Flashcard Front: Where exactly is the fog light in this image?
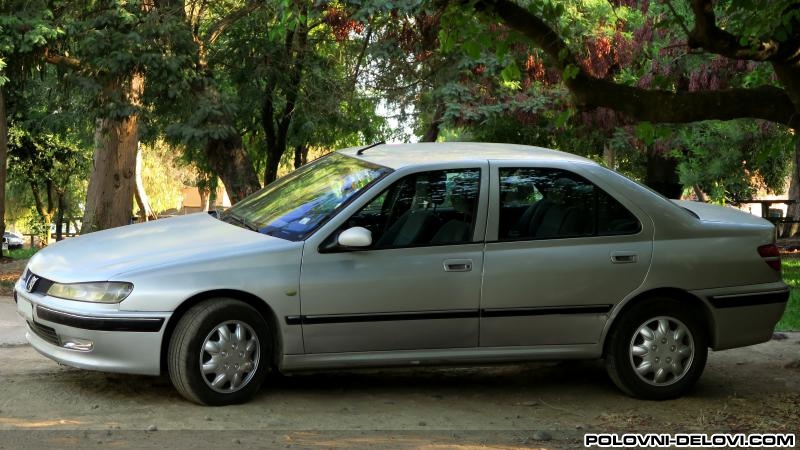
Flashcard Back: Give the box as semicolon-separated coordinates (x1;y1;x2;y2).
62;337;93;352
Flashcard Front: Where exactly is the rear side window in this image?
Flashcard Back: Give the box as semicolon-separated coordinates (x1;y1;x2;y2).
498;167;640;240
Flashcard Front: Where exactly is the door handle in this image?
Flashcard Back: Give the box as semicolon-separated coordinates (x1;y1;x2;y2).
443;259;473;272
611;251;638;264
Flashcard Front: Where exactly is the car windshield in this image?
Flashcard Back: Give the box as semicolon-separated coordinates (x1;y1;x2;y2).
222;153;391;241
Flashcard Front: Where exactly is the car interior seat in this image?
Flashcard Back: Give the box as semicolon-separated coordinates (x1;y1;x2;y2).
376;172;447;247
430;175;477;244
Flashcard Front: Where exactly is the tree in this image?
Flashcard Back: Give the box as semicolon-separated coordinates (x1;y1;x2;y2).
450;0;799;127
430;0;794;199
0;86;6;257
0;0;62;253
164;0;263;203
421;0;798;205
7;127;88;244
209;1;389;185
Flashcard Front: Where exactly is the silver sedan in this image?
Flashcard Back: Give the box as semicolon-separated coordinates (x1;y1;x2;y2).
14;143;788;405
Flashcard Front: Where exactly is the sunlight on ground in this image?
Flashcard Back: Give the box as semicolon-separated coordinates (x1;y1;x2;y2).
0;417;84;428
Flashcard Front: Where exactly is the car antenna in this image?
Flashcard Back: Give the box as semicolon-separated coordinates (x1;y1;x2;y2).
356;141;385;156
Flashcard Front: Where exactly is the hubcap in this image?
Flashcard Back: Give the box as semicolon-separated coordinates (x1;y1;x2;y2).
200;321;260;393
629;316;694;386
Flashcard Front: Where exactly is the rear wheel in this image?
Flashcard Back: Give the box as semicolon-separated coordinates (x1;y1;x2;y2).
605;297;708;400
168;299;272;405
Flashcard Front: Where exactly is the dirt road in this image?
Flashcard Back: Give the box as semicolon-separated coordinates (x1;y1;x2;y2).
0;296;798;449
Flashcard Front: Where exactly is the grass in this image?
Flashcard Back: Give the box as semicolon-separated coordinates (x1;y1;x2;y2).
3;247;38;260
777;257;800;331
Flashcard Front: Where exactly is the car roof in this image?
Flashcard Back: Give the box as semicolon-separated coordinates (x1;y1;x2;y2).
337;142;596;170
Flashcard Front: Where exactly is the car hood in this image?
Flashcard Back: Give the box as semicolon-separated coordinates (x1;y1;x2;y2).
27;214;290;282
672;200;773;227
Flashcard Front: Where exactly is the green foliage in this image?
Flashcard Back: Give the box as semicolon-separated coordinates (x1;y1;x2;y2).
187;1;388;173
717;0;800;43
24;213;49;240
0;1;62;83
138;139;198;214
426;0;796;197
673;121;793;203
6;125;90;206
5;247;37;260
58;1;197;121
2;0;799;229
778;257;800;331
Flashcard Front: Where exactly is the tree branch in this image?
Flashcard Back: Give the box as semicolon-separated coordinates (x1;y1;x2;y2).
687;0;799;65
471;0;800;128
43;48;81;69
204;1;261;46
474;0;574;70
664;0;691;37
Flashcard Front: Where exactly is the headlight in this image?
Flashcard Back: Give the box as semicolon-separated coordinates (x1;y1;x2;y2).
47;282;133;303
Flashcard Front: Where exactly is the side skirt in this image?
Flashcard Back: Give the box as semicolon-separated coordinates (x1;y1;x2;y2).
279;344;602;372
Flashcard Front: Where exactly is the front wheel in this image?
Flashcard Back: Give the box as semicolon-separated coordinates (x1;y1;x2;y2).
605;297;708;400
168;299;272;405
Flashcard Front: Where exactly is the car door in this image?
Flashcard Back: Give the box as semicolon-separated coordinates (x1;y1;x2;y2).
297;164;489;354
480;163;654;347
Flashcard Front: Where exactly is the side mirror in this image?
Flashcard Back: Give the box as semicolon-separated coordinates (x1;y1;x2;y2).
337;226;372;248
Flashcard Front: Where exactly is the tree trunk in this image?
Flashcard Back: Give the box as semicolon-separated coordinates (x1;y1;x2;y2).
293;144;308;169
264;143;283;185
645;150;683;199
82;74;143;233
204;134;261;203
421;102;446;143
199;187;210;212
693;186;707;203
209;184;218;210
262;11;309;185
783;137;800;238
55;193;65;241
602;143;616;170
69;217;80;235
28;178;54;246
0;87;7;258
134;142;157;221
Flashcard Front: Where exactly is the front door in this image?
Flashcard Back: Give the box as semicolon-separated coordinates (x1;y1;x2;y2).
299;165;488;353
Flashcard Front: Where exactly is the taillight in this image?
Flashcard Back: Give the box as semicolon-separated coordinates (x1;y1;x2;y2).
757;244;781;271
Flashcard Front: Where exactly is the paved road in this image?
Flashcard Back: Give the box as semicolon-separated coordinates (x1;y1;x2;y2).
0;296;798;449
0;296;26;347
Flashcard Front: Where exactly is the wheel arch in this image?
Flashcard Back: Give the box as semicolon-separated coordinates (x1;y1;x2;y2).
602;287;716;354
159;289;282;375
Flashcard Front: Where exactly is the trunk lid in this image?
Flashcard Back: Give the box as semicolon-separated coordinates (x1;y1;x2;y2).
671;200;775;228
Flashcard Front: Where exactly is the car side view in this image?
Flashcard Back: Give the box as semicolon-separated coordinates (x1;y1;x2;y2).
14;143;789;405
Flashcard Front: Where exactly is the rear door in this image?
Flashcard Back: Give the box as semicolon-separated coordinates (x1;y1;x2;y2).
480;162;654;347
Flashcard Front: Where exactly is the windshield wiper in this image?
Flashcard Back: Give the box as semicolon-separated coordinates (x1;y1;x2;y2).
222;212;257;231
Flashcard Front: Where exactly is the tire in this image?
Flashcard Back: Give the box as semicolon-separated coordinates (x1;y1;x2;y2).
168;299;272;405
604;297;708;400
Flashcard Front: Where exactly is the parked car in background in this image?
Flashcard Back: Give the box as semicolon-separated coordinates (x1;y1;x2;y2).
15;143;788;405
3;232;24;250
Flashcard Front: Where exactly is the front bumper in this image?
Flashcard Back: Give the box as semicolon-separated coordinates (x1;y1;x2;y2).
14;282;170;376
692;282;789;350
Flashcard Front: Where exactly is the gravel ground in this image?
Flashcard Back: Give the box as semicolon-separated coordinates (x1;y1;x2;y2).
0;296;798;449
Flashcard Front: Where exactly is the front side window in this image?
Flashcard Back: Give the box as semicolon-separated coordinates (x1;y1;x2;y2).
498;167;640;240
223;153;391;241
335;168;482;249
